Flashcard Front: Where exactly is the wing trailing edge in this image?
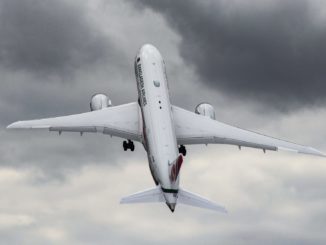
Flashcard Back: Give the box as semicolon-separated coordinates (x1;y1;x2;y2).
120;186;164;204
7;102;142;142
178;188;227;213
172;105;325;157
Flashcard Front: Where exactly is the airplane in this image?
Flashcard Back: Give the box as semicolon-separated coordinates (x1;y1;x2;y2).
7;44;325;213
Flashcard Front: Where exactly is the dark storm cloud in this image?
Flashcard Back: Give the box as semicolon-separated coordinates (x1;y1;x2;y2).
132;0;326;109
0;0;138;179
0;0;109;74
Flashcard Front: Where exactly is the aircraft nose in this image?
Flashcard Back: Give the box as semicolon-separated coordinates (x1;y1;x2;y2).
140;43;157;51
139;43;161;59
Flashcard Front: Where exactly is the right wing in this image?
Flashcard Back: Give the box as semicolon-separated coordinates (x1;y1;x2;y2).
7;102;142;142
172;105;325;157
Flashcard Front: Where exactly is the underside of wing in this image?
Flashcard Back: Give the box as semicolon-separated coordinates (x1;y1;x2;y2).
7;102;142;142
120;186;164;204
172;105;325;157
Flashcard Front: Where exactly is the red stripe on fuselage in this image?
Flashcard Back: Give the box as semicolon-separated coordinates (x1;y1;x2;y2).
170;155;183;182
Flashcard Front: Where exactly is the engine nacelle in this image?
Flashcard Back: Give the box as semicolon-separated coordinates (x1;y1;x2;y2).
195;103;216;120
90;93;112;111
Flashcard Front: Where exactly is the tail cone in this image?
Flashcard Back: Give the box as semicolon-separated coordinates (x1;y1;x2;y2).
166;203;176;212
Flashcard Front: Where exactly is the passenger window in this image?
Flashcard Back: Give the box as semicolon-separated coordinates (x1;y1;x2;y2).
153;80;160;87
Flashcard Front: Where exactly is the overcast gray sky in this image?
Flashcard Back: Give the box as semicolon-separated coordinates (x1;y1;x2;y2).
0;0;326;244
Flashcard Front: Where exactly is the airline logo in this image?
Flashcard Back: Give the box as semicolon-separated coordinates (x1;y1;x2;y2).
170;155;183;182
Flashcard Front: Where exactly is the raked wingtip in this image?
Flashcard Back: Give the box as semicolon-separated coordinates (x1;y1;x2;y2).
6;121;21;129
318;152;326;158
213;205;228;214
308;147;326;157
221;207;228;214
6;123;16;129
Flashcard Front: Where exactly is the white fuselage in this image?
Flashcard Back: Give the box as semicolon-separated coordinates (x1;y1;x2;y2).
135;44;179;206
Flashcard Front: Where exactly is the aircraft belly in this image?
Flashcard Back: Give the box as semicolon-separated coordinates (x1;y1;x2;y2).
140;55;179;189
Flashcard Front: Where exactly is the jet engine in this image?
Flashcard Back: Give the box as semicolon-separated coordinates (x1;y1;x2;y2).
90;93;112;111
195;103;216;120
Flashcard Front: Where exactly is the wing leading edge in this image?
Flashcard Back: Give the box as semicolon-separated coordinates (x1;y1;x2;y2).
172;105;325;157
7;102;142;142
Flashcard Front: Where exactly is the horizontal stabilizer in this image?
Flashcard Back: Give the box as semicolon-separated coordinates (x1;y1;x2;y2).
120;186;164;204
178;188;227;213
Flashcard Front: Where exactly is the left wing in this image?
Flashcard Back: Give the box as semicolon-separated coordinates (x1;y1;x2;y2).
172;105;325;157
7;102;142;142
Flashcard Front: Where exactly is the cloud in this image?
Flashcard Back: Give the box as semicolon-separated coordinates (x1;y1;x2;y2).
0;214;35;229
0;151;326;245
0;0;178;178
0;0;110;75
132;0;326;110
